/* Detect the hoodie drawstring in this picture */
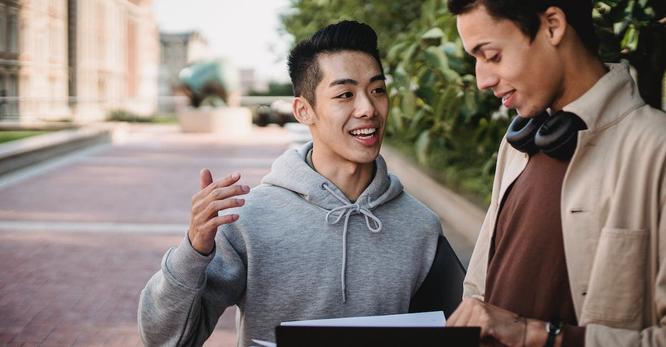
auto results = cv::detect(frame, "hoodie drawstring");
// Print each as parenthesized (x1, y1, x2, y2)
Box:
(322, 183, 383, 303)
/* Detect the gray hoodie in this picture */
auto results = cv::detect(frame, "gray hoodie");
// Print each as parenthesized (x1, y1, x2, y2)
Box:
(138, 142, 442, 347)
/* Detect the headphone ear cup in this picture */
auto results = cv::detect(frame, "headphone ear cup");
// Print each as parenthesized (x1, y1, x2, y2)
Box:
(535, 111, 587, 161)
(506, 112, 548, 154)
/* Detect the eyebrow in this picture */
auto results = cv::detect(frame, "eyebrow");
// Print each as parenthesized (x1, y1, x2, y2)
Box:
(328, 74, 386, 87)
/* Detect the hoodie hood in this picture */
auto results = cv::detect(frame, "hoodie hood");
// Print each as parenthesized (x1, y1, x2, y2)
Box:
(262, 141, 404, 302)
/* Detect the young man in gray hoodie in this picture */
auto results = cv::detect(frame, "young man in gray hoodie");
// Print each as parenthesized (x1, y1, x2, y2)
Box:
(138, 21, 448, 347)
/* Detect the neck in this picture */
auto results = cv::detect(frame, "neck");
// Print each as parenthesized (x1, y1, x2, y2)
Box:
(551, 45, 607, 112)
(311, 146, 375, 202)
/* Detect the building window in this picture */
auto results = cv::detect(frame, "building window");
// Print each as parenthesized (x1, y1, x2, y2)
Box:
(9, 9, 18, 54)
(0, 5, 7, 52)
(6, 73, 18, 117)
(0, 73, 6, 119)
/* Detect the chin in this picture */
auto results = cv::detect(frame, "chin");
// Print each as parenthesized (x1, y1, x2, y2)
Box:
(350, 150, 380, 165)
(517, 107, 542, 118)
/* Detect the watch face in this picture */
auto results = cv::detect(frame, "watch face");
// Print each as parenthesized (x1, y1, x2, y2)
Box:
(547, 322, 562, 335)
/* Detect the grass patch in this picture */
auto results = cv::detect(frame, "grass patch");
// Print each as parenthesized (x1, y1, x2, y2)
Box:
(0, 131, 50, 144)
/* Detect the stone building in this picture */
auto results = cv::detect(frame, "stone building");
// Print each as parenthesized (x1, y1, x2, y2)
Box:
(0, 0, 159, 124)
(68, 0, 159, 121)
(17, 0, 70, 121)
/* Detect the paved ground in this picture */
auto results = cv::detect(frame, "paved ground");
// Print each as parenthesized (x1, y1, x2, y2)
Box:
(0, 124, 292, 346)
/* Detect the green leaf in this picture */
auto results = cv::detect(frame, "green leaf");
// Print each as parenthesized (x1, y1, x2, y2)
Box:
(620, 24, 639, 51)
(416, 130, 432, 165)
(401, 43, 419, 64)
(387, 41, 409, 63)
(421, 27, 445, 46)
(390, 107, 404, 131)
(401, 90, 416, 117)
(424, 46, 449, 70)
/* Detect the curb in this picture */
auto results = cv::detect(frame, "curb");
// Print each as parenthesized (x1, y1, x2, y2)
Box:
(0, 124, 119, 176)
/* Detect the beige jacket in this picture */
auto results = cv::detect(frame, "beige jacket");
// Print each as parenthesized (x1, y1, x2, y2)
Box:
(464, 62, 666, 346)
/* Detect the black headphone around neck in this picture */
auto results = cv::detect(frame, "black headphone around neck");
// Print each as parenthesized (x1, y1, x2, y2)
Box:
(506, 111, 587, 161)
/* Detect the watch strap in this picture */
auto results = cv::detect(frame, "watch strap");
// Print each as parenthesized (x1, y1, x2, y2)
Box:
(544, 321, 562, 347)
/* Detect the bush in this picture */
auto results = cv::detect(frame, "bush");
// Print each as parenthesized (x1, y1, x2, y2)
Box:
(108, 110, 176, 124)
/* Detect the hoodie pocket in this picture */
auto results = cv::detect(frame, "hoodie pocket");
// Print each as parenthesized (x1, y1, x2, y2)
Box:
(582, 227, 648, 325)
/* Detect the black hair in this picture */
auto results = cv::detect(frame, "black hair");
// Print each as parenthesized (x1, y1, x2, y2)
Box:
(287, 20, 383, 105)
(447, 0, 599, 55)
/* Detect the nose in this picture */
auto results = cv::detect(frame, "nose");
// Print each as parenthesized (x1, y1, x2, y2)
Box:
(475, 61, 499, 90)
(354, 92, 377, 118)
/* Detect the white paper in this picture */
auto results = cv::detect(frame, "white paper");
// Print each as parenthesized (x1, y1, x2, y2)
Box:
(251, 339, 276, 347)
(280, 311, 446, 327)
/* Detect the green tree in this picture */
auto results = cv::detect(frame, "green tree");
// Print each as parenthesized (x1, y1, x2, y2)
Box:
(595, 0, 665, 109)
(281, 0, 665, 204)
(281, 0, 422, 56)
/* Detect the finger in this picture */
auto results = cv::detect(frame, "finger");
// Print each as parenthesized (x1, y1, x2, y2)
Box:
(202, 198, 245, 219)
(203, 214, 240, 231)
(207, 172, 243, 192)
(194, 172, 242, 201)
(207, 184, 251, 203)
(450, 304, 474, 327)
(200, 168, 214, 190)
(448, 298, 473, 326)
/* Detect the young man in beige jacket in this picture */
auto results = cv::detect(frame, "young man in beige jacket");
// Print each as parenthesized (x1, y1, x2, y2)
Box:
(445, 0, 666, 346)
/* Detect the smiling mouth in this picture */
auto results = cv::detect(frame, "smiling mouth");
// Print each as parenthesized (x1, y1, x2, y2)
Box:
(349, 128, 377, 138)
(502, 91, 515, 106)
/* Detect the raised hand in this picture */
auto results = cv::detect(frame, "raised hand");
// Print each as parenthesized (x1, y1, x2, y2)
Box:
(188, 169, 250, 255)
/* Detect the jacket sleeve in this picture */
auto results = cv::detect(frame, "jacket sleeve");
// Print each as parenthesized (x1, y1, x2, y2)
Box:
(138, 227, 247, 346)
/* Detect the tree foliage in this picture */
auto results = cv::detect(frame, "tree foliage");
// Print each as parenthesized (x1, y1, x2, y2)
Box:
(281, 0, 422, 55)
(281, 0, 665, 204)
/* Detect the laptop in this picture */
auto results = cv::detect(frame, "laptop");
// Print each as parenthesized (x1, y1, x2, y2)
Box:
(275, 326, 480, 347)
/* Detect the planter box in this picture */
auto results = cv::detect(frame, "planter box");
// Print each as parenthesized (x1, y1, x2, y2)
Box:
(178, 107, 252, 135)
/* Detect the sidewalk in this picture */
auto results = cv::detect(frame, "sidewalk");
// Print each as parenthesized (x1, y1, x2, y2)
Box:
(0, 124, 292, 346)
(0, 123, 484, 346)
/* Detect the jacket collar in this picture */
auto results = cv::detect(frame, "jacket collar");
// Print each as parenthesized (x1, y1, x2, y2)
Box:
(562, 61, 645, 132)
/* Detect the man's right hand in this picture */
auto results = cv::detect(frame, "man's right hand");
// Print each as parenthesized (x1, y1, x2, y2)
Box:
(188, 169, 250, 255)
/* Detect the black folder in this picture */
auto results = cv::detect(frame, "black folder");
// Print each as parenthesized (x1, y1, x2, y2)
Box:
(275, 326, 480, 347)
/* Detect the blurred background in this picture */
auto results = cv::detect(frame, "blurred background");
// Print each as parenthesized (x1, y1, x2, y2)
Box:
(0, 0, 663, 345)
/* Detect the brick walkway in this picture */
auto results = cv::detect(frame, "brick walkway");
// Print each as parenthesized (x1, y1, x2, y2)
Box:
(0, 124, 291, 346)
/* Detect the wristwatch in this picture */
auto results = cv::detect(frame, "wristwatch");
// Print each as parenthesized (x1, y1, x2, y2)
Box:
(544, 321, 562, 347)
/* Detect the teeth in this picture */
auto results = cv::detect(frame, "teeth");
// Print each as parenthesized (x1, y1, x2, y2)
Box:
(502, 92, 513, 103)
(350, 128, 376, 136)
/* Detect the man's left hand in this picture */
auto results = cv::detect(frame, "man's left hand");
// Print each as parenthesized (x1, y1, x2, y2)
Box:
(448, 298, 552, 347)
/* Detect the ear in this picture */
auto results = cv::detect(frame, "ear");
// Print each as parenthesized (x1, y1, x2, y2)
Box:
(542, 6, 567, 46)
(292, 96, 316, 125)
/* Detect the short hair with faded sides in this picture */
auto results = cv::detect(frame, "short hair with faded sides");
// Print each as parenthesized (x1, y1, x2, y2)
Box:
(287, 20, 383, 105)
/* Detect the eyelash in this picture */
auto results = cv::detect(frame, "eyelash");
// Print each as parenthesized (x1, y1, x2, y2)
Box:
(334, 88, 386, 100)
(335, 92, 353, 99)
(487, 54, 501, 63)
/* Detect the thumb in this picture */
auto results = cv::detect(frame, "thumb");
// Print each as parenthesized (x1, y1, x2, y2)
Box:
(200, 168, 213, 190)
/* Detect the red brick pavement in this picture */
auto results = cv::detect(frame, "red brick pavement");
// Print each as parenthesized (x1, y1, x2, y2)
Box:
(0, 125, 292, 346)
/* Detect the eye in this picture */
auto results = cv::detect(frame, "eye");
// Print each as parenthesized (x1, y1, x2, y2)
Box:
(487, 54, 501, 63)
(335, 92, 353, 99)
(372, 87, 386, 95)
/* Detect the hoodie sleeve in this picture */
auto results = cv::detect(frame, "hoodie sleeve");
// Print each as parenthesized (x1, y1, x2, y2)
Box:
(138, 227, 247, 346)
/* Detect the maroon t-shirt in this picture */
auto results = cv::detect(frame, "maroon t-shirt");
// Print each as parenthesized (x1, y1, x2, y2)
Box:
(485, 152, 584, 346)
